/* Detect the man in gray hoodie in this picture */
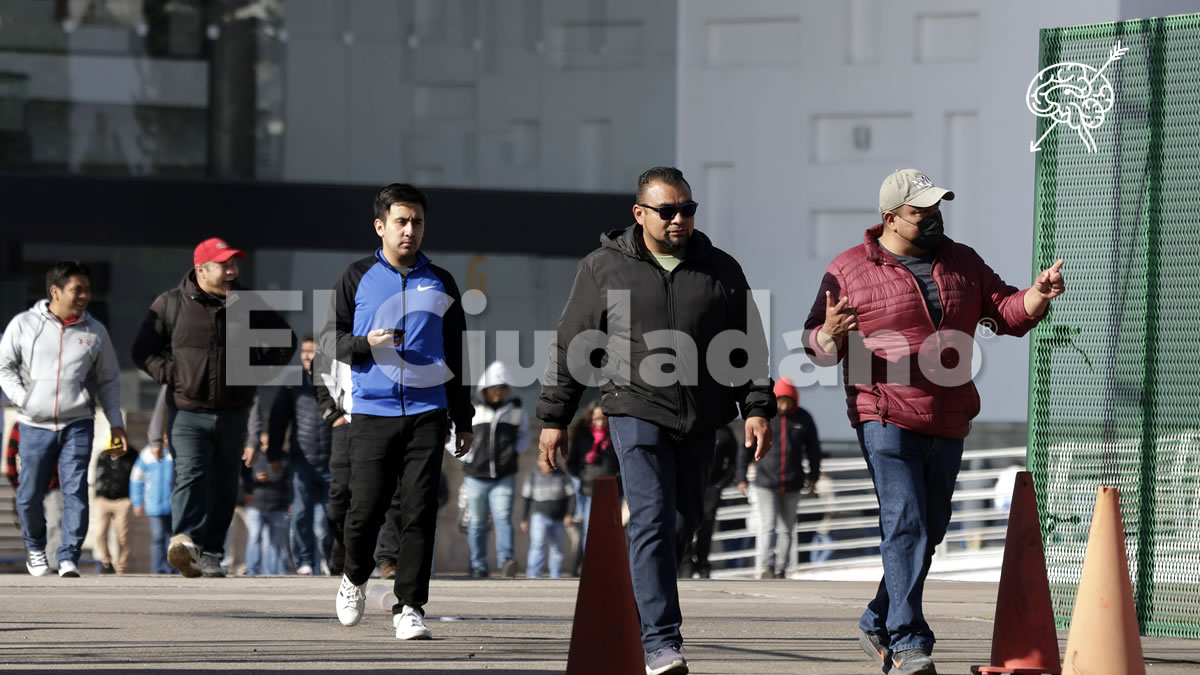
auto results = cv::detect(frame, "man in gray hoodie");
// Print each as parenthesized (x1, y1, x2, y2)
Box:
(0, 260, 126, 578)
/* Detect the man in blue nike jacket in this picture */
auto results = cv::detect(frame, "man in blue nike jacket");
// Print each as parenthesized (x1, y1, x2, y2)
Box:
(331, 183, 474, 640)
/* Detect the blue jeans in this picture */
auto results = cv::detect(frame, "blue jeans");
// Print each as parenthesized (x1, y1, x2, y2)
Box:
(245, 507, 290, 575)
(608, 416, 714, 653)
(16, 420, 93, 565)
(169, 407, 251, 556)
(148, 515, 175, 574)
(464, 474, 516, 573)
(526, 511, 565, 578)
(289, 461, 332, 570)
(856, 421, 964, 653)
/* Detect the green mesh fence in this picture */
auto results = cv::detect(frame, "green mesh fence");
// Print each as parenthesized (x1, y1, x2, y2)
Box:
(1029, 13, 1200, 639)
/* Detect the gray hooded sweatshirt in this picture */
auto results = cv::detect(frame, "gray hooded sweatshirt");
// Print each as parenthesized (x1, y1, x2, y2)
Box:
(0, 300, 123, 431)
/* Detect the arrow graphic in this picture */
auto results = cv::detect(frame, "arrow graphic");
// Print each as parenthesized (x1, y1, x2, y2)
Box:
(1087, 40, 1128, 87)
(1030, 120, 1059, 153)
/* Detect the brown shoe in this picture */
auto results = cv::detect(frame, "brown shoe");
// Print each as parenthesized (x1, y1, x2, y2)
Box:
(378, 561, 397, 580)
(167, 534, 202, 578)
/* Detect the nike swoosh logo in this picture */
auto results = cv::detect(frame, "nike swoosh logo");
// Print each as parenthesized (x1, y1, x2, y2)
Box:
(416, 284, 436, 291)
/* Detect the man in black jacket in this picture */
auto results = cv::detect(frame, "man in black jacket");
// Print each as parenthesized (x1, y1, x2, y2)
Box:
(266, 335, 333, 575)
(131, 238, 296, 578)
(538, 166, 776, 675)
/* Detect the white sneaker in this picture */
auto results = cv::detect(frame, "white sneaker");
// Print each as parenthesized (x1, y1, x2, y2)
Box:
(57, 560, 79, 578)
(26, 550, 50, 577)
(336, 575, 366, 626)
(296, 564, 313, 576)
(393, 605, 432, 640)
(199, 552, 225, 577)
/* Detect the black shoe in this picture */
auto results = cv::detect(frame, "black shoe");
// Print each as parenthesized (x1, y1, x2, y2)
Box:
(500, 558, 517, 578)
(890, 648, 935, 675)
(470, 568, 488, 579)
(859, 630, 891, 673)
(99, 562, 115, 575)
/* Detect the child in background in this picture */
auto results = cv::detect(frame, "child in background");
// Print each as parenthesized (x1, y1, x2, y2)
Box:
(519, 465, 575, 579)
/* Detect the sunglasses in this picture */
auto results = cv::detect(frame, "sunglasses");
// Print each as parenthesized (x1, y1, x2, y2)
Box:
(638, 201, 699, 220)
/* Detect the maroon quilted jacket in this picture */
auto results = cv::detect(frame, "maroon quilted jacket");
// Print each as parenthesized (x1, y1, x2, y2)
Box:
(803, 225, 1043, 438)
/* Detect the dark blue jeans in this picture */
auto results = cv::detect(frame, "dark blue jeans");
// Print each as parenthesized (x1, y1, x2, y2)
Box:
(15, 420, 93, 564)
(168, 407, 251, 556)
(608, 416, 714, 653)
(148, 514, 174, 574)
(856, 421, 964, 653)
(290, 460, 333, 570)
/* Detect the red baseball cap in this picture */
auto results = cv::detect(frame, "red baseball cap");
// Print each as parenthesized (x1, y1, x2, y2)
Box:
(193, 238, 246, 266)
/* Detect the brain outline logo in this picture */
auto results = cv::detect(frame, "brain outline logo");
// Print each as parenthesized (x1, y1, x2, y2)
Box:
(1027, 40, 1128, 153)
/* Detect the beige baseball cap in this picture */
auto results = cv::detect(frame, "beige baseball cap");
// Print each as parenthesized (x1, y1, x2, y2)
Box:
(878, 169, 955, 214)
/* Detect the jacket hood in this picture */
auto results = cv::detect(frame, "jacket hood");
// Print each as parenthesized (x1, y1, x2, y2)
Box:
(31, 299, 93, 325)
(600, 224, 715, 263)
(477, 361, 513, 392)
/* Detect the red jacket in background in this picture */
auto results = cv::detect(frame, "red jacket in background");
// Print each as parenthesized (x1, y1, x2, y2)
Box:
(804, 225, 1043, 439)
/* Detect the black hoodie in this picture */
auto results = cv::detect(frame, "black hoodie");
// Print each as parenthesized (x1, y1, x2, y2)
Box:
(537, 225, 776, 439)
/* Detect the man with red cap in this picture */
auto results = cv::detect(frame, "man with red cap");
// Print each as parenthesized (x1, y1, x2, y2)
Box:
(132, 238, 296, 577)
(735, 376, 821, 579)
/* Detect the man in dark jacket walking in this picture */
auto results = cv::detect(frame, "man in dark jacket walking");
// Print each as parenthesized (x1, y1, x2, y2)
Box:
(804, 169, 1065, 675)
(131, 238, 296, 578)
(735, 376, 820, 579)
(267, 335, 333, 575)
(538, 166, 775, 675)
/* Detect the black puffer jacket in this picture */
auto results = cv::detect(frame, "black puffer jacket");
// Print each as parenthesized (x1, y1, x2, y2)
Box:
(266, 369, 333, 468)
(131, 272, 297, 412)
(537, 225, 776, 438)
(94, 448, 136, 500)
(735, 407, 821, 492)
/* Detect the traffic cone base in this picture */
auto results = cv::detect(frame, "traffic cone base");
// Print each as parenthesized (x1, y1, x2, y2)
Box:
(566, 476, 643, 675)
(970, 471, 1062, 675)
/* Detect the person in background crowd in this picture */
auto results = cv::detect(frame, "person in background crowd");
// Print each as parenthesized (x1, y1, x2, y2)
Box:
(679, 423, 738, 579)
(93, 436, 137, 574)
(519, 462, 576, 579)
(458, 361, 529, 579)
(736, 377, 821, 579)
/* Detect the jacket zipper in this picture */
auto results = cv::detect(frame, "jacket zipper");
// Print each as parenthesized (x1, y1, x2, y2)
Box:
(399, 271, 408, 416)
(778, 413, 787, 492)
(662, 271, 686, 435)
(488, 403, 505, 478)
(54, 325, 64, 430)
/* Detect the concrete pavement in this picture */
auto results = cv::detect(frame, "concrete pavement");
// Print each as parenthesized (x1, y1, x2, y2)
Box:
(1, 574, 1197, 673)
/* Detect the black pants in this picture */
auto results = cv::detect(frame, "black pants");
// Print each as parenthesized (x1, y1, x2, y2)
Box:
(327, 424, 404, 572)
(343, 411, 447, 610)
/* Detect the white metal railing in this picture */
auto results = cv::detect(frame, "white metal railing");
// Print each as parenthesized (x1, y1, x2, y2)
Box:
(705, 446, 1026, 578)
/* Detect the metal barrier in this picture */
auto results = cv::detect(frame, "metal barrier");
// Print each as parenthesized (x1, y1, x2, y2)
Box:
(705, 446, 1027, 580)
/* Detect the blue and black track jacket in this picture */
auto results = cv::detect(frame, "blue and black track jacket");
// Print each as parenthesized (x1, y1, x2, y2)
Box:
(333, 249, 473, 431)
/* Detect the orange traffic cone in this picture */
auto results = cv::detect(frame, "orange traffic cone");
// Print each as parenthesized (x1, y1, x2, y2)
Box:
(1062, 486, 1145, 675)
(972, 471, 1062, 674)
(566, 476, 643, 675)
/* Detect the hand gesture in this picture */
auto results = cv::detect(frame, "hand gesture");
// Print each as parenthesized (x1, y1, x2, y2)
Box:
(1032, 259, 1065, 300)
(821, 291, 858, 340)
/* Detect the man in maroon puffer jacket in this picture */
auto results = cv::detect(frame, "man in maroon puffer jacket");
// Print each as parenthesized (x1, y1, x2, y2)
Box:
(803, 169, 1065, 675)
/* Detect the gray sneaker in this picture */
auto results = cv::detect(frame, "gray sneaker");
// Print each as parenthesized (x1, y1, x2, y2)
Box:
(645, 644, 688, 675)
(199, 552, 225, 577)
(26, 550, 50, 577)
(859, 630, 891, 673)
(890, 648, 936, 675)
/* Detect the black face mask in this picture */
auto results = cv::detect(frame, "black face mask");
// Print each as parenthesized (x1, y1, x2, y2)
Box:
(900, 210, 944, 250)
